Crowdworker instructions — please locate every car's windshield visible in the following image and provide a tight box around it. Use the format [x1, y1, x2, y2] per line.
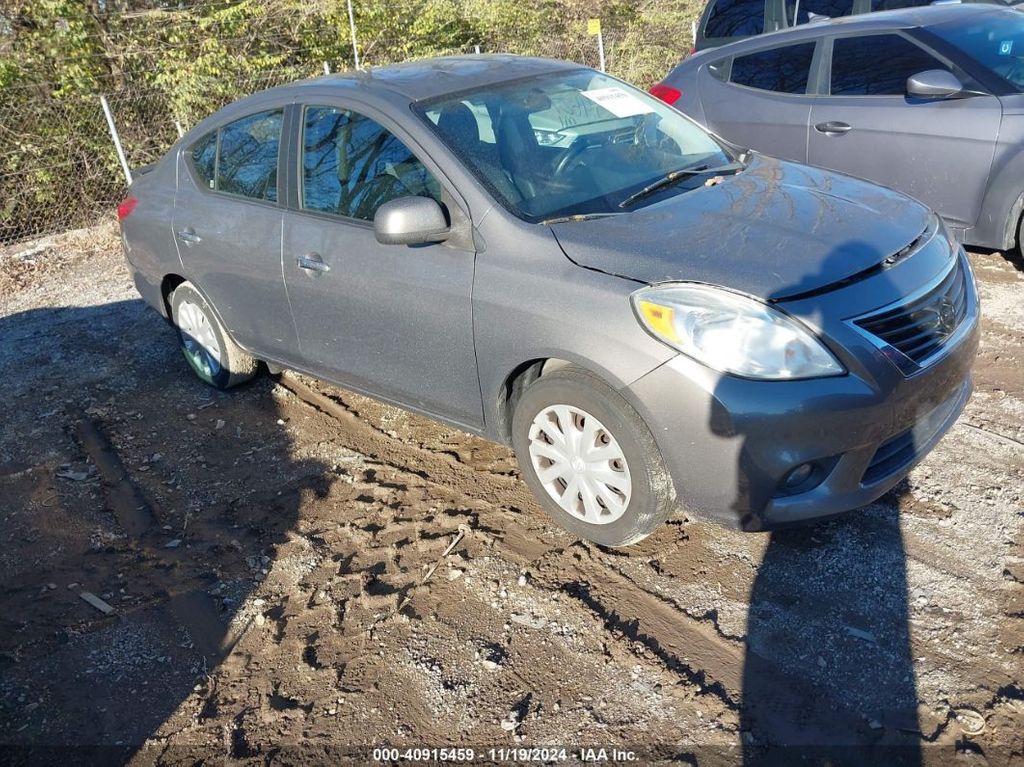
[417, 70, 733, 222]
[931, 14, 1024, 92]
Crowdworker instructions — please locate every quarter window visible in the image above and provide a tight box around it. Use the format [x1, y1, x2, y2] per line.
[187, 109, 282, 201]
[704, 0, 765, 39]
[830, 34, 947, 96]
[731, 42, 816, 94]
[191, 133, 216, 189]
[301, 106, 441, 221]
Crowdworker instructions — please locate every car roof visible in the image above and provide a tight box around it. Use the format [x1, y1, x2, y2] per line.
[691, 4, 1011, 56]
[290, 54, 581, 102]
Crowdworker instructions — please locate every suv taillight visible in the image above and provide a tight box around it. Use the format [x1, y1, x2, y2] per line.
[117, 196, 138, 221]
[649, 83, 682, 105]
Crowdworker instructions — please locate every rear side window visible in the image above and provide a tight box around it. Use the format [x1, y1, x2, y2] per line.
[830, 34, 947, 96]
[301, 105, 441, 221]
[704, 0, 764, 39]
[216, 110, 283, 201]
[731, 42, 816, 94]
[789, 0, 855, 23]
[188, 109, 282, 201]
[870, 0, 928, 9]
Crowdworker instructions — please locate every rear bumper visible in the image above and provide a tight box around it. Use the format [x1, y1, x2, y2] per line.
[623, 270, 980, 532]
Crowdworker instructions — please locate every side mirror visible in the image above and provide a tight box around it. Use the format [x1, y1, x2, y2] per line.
[373, 196, 450, 246]
[906, 69, 966, 99]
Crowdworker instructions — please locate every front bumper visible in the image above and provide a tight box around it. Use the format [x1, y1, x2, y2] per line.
[623, 252, 980, 532]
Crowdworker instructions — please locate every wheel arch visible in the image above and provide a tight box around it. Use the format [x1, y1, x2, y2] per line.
[974, 145, 1024, 250]
[494, 356, 625, 446]
[161, 274, 237, 344]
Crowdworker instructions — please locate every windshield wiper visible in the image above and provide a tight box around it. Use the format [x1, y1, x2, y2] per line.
[541, 211, 624, 225]
[617, 161, 745, 209]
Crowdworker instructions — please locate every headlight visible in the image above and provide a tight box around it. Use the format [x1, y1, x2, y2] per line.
[632, 284, 845, 380]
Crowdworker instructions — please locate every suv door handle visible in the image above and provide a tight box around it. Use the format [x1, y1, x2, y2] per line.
[296, 253, 330, 273]
[814, 121, 852, 136]
[176, 228, 202, 246]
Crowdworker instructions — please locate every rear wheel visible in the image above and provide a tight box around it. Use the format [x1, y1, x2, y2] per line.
[511, 365, 677, 546]
[169, 282, 257, 389]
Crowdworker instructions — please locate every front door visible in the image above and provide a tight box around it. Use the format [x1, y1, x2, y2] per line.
[281, 104, 482, 427]
[807, 32, 1001, 231]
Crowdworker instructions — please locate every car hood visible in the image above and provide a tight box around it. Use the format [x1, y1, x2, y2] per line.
[550, 156, 931, 301]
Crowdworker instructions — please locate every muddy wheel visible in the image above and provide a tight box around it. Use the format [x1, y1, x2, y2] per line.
[169, 282, 258, 389]
[511, 365, 677, 547]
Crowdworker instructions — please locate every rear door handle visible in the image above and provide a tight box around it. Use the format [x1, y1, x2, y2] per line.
[814, 121, 852, 136]
[296, 253, 330, 273]
[176, 227, 201, 246]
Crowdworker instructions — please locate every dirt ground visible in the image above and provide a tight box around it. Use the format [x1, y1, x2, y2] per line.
[0, 223, 1021, 765]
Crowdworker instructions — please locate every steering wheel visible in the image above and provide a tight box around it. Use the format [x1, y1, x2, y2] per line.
[552, 139, 593, 178]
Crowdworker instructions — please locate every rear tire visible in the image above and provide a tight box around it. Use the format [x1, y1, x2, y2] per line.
[169, 282, 258, 389]
[511, 365, 677, 546]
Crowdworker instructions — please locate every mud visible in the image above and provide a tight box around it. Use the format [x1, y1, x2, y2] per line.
[0, 226, 1021, 764]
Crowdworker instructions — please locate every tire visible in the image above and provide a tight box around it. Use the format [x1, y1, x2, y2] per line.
[511, 365, 677, 547]
[169, 282, 258, 389]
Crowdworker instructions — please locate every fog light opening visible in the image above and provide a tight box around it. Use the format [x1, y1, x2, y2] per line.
[783, 463, 815, 490]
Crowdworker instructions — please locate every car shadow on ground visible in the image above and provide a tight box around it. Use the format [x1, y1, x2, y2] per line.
[0, 299, 330, 762]
[710, 237, 932, 765]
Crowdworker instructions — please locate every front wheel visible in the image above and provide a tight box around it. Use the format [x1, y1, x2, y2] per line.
[511, 365, 677, 546]
[169, 282, 258, 389]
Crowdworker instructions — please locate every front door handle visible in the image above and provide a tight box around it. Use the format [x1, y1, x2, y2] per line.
[814, 121, 852, 136]
[176, 227, 202, 246]
[296, 253, 330, 273]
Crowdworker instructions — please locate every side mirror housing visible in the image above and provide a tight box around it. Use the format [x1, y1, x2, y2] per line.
[373, 196, 450, 246]
[906, 69, 966, 99]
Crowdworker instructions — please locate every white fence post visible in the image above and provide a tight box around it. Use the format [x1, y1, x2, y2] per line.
[323, 61, 331, 75]
[588, 19, 606, 73]
[100, 95, 132, 186]
[347, 0, 361, 70]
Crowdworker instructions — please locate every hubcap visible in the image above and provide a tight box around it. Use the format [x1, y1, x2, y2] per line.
[177, 299, 222, 378]
[527, 404, 632, 525]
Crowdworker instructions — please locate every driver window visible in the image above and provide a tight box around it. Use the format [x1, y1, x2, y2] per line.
[301, 105, 442, 221]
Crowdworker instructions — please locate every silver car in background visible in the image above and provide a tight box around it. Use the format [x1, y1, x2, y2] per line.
[119, 56, 978, 546]
[654, 6, 1024, 251]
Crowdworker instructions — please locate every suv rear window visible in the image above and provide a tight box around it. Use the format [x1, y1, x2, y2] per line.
[789, 0, 855, 23]
[731, 42, 816, 94]
[705, 0, 764, 39]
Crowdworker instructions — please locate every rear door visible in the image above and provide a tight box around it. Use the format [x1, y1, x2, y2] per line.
[172, 106, 300, 363]
[699, 39, 821, 162]
[807, 32, 1001, 230]
[281, 102, 483, 427]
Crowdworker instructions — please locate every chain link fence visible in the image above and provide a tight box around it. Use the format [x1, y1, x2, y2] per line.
[0, 22, 693, 249]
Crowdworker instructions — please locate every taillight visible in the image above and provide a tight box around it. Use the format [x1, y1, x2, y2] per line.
[117, 196, 138, 221]
[649, 83, 682, 105]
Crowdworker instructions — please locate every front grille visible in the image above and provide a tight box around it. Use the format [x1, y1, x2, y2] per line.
[854, 257, 968, 365]
[862, 431, 916, 485]
[861, 381, 967, 486]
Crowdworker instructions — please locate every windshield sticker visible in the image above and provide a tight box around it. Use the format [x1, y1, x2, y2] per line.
[999, 40, 1014, 56]
[580, 87, 655, 118]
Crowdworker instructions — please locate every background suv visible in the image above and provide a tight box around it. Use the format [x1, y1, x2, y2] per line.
[694, 0, 1021, 51]
[657, 6, 1024, 251]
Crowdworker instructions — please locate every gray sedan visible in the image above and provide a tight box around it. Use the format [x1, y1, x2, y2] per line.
[119, 55, 978, 545]
[653, 5, 1024, 250]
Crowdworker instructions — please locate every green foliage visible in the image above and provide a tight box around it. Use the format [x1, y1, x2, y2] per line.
[0, 0, 701, 244]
